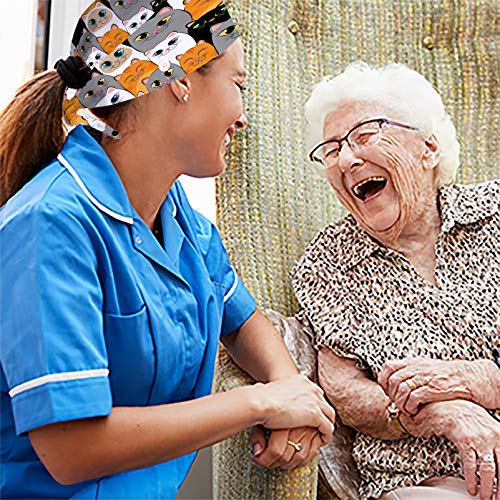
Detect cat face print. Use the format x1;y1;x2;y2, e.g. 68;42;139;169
177;41;217;74
146;32;196;70
63;97;87;127
149;0;183;11
85;46;107;70
166;0;187;9
122;7;155;34
127;7;192;53
98;46;144;77
82;2;125;37
99;26;129;53
188;2;229;36
110;0;151;19
144;63;186;92
211;20;239;54
76;74;133;108
184;0;220;20
117;60;159;95
75;29;102;60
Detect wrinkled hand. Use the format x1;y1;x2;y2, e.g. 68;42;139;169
249;425;323;470
427;400;500;500
378;357;496;415
256;374;335;444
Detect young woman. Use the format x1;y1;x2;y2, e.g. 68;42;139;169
0;1;335;497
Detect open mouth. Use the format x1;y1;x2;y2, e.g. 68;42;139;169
352;176;387;202
223;128;235;148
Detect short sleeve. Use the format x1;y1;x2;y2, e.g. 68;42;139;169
0;203;112;435
192;211;256;336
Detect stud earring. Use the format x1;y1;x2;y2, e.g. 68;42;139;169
182;94;189;102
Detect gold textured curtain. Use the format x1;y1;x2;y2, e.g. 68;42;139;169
214;1;498;498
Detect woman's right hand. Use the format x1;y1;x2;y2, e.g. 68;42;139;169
251;374;335;444
421;400;500;500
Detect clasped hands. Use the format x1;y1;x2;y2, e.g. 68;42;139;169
249;425;324;470
248;374;334;471
378;357;500;500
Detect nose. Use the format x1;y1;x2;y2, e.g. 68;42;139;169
235;113;248;130
337;140;363;172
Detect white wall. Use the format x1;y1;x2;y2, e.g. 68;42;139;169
0;0;38;109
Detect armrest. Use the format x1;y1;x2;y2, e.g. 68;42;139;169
265;310;360;500
212;346;319;499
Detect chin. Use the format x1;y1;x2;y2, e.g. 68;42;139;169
212;158;226;177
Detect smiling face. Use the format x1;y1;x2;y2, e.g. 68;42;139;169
82;3;122;37
323;100;439;241
174;40;247;178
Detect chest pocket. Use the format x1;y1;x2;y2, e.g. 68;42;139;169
103;304;155;406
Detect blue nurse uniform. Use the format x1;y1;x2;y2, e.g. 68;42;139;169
0;125;256;498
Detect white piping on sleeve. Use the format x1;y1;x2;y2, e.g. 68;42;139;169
9;369;110;398
57;154;134;225
224;269;239;303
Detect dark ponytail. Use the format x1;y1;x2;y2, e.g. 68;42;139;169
0;70;66;205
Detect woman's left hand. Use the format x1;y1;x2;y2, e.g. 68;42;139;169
378;357;499;415
249;425;322;470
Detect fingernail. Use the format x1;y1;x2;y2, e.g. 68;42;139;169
252;443;263;456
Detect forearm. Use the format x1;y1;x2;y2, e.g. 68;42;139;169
317;350;404;440
467;359;500;409
326;375;403;440
222;309;298;382
30;385;263;485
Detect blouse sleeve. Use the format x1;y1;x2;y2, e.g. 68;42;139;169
0;202;112;435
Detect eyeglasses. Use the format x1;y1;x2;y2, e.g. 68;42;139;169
308;118;418;168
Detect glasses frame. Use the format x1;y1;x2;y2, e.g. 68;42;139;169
308;118;418;167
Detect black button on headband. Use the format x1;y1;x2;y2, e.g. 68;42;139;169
55;56;92;90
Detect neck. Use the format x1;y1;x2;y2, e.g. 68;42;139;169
390;190;441;257
102;129;181;230
376;190;442;285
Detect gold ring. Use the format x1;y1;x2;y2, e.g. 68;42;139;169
481;453;495;464
287;440;303;452
406;380;418;391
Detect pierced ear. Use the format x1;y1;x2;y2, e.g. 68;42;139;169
169;77;190;103
422;134;440;171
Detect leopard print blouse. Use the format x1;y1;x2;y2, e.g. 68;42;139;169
291;180;500;499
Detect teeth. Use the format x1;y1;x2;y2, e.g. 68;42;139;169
224;133;231;146
353;176;386;197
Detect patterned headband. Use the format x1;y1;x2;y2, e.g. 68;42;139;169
62;0;240;129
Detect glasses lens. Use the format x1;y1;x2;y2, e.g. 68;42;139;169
311;141;340;166
349;121;381;149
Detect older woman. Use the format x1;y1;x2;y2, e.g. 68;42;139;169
291;63;499;500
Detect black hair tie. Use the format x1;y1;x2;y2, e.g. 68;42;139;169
55;56;93;90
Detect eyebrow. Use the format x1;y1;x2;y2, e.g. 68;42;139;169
235;70;247;79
